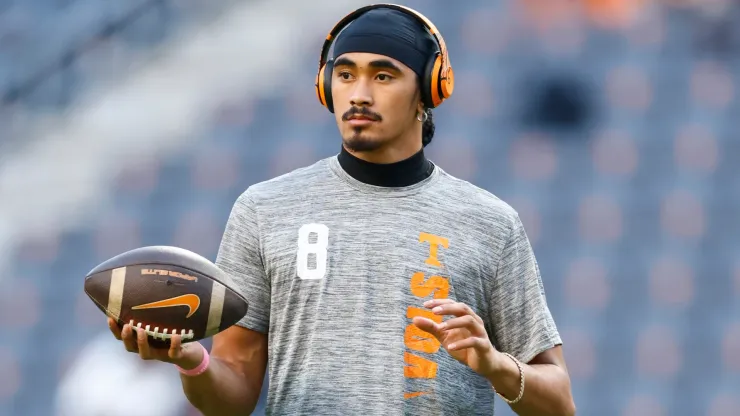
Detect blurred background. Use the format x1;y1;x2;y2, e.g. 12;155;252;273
0;0;738;415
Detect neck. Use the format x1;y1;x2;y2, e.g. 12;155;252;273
338;145;433;187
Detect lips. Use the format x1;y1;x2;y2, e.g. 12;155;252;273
347;118;375;126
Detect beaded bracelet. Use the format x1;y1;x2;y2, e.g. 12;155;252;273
496;352;525;405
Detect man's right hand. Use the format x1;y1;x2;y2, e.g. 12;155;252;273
108;318;204;370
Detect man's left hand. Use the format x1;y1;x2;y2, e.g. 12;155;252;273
412;299;503;378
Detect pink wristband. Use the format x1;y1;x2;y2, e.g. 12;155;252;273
177;343;210;376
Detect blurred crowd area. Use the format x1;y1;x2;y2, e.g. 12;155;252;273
1;0;739;415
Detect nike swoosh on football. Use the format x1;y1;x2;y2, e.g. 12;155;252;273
131;294;201;318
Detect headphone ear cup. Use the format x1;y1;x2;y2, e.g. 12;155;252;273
421;52;441;109
440;65;454;100
315;68;326;107
323;60;335;113
428;53;445;108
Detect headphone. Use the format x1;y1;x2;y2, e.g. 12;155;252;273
315;3;455;114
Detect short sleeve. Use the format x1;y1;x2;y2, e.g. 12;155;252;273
487;213;561;364
215;190;270;334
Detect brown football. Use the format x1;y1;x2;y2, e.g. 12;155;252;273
84;246;248;347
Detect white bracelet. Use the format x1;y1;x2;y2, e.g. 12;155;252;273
496;352;525;405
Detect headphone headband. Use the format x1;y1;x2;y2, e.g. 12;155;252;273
318;3;449;78
315;3;454;111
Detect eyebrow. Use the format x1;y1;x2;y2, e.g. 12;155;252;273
334;57;403;73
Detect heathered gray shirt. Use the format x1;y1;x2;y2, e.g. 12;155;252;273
215;155;562;415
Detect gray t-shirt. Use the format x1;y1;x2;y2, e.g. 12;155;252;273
215;156;562;416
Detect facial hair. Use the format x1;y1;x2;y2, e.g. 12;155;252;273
342;106;384;152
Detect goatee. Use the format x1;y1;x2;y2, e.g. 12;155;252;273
344;129;383;152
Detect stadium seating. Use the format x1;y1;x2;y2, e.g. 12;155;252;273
1;0;738;415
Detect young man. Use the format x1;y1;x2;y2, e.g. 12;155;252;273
109;5;576;415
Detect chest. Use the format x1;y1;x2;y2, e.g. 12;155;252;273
259;203;494;310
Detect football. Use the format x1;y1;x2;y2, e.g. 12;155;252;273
84;246;248;346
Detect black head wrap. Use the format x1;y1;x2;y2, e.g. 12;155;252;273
332;8;438;78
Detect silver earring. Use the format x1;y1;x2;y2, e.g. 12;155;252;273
417;111;428;123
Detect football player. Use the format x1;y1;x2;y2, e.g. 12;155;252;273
110;5;575;415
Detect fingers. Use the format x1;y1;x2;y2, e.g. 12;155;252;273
420;299;493;354
414;309;486;340
430;301;475;318
412;317;443;338
423;299;455;308
168;334;183;361
447;337;488;352
439;315;487;337
108;318;122;340
137;326;152;359
428;301;485;325
116;322;178;361
121;324;139;353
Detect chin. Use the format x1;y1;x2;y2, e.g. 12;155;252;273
343;131;386;152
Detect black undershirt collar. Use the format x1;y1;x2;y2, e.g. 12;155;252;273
338;146;434;187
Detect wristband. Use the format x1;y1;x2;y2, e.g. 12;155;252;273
177;343;210;377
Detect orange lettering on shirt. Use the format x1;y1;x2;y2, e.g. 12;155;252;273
404;352;438;378
404;232;450;399
410;272;449;299
419;233;449;268
404;323;441;354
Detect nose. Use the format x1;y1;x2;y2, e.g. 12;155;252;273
350;80;373;107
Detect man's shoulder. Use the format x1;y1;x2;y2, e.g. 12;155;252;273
434;167;520;227
235;156;337;205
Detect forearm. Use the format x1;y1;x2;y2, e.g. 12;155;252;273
180;356;260;416
488;352;575;416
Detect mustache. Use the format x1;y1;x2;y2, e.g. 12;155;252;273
342;107;382;121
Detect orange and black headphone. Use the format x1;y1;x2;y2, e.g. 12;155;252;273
315;3;455;114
